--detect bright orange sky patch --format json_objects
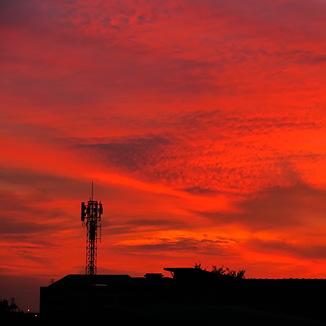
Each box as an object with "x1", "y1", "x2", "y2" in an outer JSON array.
[{"x1": 1, "y1": 0, "x2": 326, "y2": 311}]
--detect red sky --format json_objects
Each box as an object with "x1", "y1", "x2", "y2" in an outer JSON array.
[{"x1": 1, "y1": 0, "x2": 326, "y2": 311}]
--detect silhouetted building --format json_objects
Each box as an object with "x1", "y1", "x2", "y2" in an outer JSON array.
[
  {"x1": 40, "y1": 273, "x2": 176, "y2": 324},
  {"x1": 40, "y1": 268, "x2": 326, "y2": 325}
]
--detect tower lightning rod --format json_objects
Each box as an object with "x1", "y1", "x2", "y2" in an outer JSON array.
[{"x1": 81, "y1": 183, "x2": 103, "y2": 275}]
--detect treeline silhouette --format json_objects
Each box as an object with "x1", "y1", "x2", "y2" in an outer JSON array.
[
  {"x1": 194, "y1": 263, "x2": 246, "y2": 279},
  {"x1": 0, "y1": 298, "x2": 18, "y2": 313},
  {"x1": 0, "y1": 298, "x2": 39, "y2": 325}
]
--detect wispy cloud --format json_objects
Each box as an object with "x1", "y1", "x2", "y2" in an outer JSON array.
[
  {"x1": 196, "y1": 182, "x2": 326, "y2": 230},
  {"x1": 115, "y1": 236, "x2": 236, "y2": 257}
]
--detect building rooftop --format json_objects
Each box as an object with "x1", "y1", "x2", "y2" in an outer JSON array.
[{"x1": 49, "y1": 274, "x2": 133, "y2": 288}]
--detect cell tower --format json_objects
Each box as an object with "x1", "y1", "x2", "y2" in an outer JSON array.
[{"x1": 81, "y1": 183, "x2": 103, "y2": 275}]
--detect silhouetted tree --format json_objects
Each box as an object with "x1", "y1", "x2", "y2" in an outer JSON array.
[
  {"x1": 0, "y1": 298, "x2": 39, "y2": 325},
  {"x1": 194, "y1": 263, "x2": 206, "y2": 270},
  {"x1": 236, "y1": 269, "x2": 246, "y2": 279},
  {"x1": 193, "y1": 264, "x2": 246, "y2": 279},
  {"x1": 0, "y1": 298, "x2": 19, "y2": 314},
  {"x1": 211, "y1": 265, "x2": 246, "y2": 279}
]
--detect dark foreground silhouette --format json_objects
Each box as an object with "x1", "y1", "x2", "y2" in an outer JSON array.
[
  {"x1": 39, "y1": 267, "x2": 326, "y2": 326},
  {"x1": 0, "y1": 299, "x2": 39, "y2": 326}
]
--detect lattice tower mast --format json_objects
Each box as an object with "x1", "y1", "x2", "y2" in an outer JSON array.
[{"x1": 81, "y1": 183, "x2": 103, "y2": 275}]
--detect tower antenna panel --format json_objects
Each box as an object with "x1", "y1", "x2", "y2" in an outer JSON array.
[{"x1": 81, "y1": 184, "x2": 103, "y2": 275}]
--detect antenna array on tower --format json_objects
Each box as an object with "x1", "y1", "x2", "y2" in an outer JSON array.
[{"x1": 81, "y1": 186, "x2": 103, "y2": 275}]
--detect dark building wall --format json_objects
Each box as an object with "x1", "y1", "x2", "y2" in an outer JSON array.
[{"x1": 40, "y1": 275, "x2": 326, "y2": 324}]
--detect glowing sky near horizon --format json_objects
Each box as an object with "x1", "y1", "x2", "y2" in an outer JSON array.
[{"x1": 1, "y1": 0, "x2": 326, "y2": 289}]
